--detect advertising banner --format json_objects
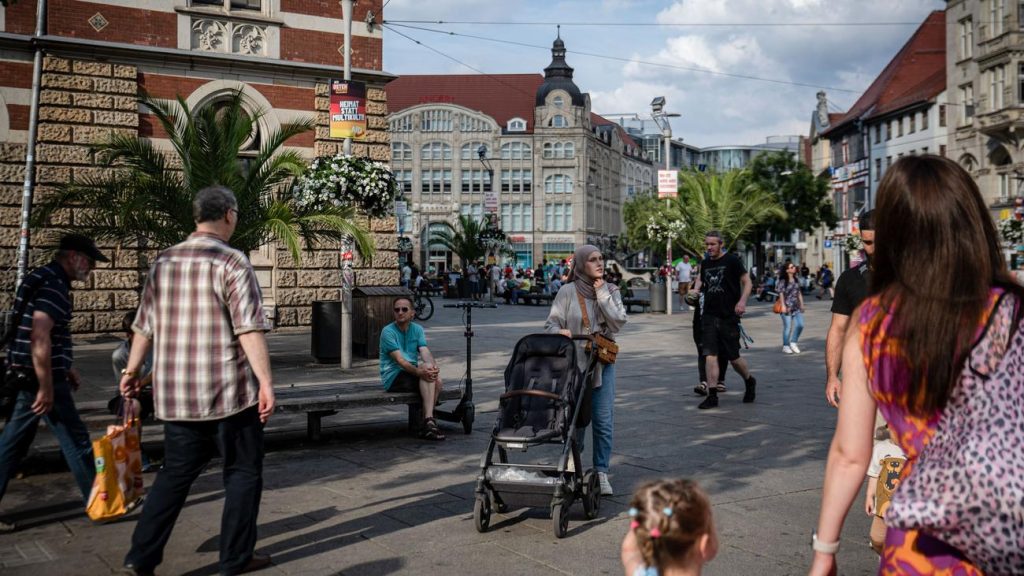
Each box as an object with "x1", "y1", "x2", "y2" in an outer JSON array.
[
  {"x1": 329, "y1": 79, "x2": 367, "y2": 140},
  {"x1": 658, "y1": 170, "x2": 678, "y2": 198},
  {"x1": 484, "y1": 190, "x2": 499, "y2": 214}
]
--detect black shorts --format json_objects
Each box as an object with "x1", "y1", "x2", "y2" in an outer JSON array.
[
  {"x1": 387, "y1": 371, "x2": 419, "y2": 392},
  {"x1": 700, "y1": 315, "x2": 741, "y2": 361}
]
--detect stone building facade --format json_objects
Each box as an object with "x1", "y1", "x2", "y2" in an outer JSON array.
[
  {"x1": 386, "y1": 36, "x2": 654, "y2": 271},
  {"x1": 0, "y1": 0, "x2": 395, "y2": 333}
]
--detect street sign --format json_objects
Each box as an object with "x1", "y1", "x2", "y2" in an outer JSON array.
[
  {"x1": 824, "y1": 240, "x2": 833, "y2": 248},
  {"x1": 658, "y1": 170, "x2": 678, "y2": 198},
  {"x1": 795, "y1": 242, "x2": 808, "y2": 250},
  {"x1": 484, "y1": 190, "x2": 499, "y2": 213},
  {"x1": 394, "y1": 201, "x2": 407, "y2": 216}
]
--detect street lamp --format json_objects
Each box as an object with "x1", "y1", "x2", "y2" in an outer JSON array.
[{"x1": 651, "y1": 96, "x2": 681, "y2": 315}]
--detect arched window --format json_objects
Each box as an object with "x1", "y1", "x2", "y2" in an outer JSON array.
[
  {"x1": 421, "y1": 142, "x2": 452, "y2": 161},
  {"x1": 461, "y1": 142, "x2": 489, "y2": 160},
  {"x1": 544, "y1": 174, "x2": 573, "y2": 194},
  {"x1": 551, "y1": 115, "x2": 568, "y2": 128},
  {"x1": 543, "y1": 142, "x2": 554, "y2": 159},
  {"x1": 564, "y1": 142, "x2": 574, "y2": 159},
  {"x1": 420, "y1": 109, "x2": 452, "y2": 132},
  {"x1": 554, "y1": 142, "x2": 564, "y2": 158},
  {"x1": 390, "y1": 115, "x2": 413, "y2": 132},
  {"x1": 501, "y1": 142, "x2": 532, "y2": 160},
  {"x1": 507, "y1": 117, "x2": 526, "y2": 132},
  {"x1": 391, "y1": 142, "x2": 412, "y2": 162},
  {"x1": 552, "y1": 95, "x2": 564, "y2": 108},
  {"x1": 959, "y1": 153, "x2": 978, "y2": 172}
]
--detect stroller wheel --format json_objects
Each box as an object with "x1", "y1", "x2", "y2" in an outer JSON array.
[
  {"x1": 582, "y1": 470, "x2": 600, "y2": 520},
  {"x1": 473, "y1": 493, "x2": 492, "y2": 533},
  {"x1": 552, "y1": 501, "x2": 570, "y2": 538},
  {"x1": 462, "y1": 405, "x2": 475, "y2": 435}
]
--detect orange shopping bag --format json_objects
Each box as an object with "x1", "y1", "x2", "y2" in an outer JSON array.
[{"x1": 86, "y1": 410, "x2": 144, "y2": 522}]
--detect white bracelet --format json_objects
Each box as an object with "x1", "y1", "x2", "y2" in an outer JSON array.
[{"x1": 811, "y1": 531, "x2": 840, "y2": 554}]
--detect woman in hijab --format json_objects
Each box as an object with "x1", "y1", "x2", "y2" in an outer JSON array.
[{"x1": 544, "y1": 245, "x2": 628, "y2": 496}]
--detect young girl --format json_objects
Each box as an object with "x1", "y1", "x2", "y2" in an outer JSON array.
[{"x1": 621, "y1": 479, "x2": 718, "y2": 576}]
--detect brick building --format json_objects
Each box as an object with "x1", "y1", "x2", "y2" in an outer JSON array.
[{"x1": 0, "y1": 0, "x2": 395, "y2": 333}]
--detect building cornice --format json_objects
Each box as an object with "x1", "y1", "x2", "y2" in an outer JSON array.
[{"x1": 0, "y1": 32, "x2": 397, "y2": 83}]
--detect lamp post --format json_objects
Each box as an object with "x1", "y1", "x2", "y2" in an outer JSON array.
[
  {"x1": 339, "y1": 0, "x2": 355, "y2": 368},
  {"x1": 651, "y1": 96, "x2": 681, "y2": 315}
]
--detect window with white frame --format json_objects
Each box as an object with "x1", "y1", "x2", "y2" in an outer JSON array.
[
  {"x1": 960, "y1": 83, "x2": 974, "y2": 124},
  {"x1": 421, "y1": 142, "x2": 452, "y2": 161},
  {"x1": 421, "y1": 169, "x2": 452, "y2": 194},
  {"x1": 500, "y1": 203, "x2": 532, "y2": 232},
  {"x1": 543, "y1": 142, "x2": 575, "y2": 159},
  {"x1": 544, "y1": 174, "x2": 573, "y2": 194},
  {"x1": 550, "y1": 115, "x2": 568, "y2": 128},
  {"x1": 922, "y1": 108, "x2": 929, "y2": 130},
  {"x1": 420, "y1": 109, "x2": 452, "y2": 132},
  {"x1": 544, "y1": 203, "x2": 573, "y2": 232},
  {"x1": 991, "y1": 0, "x2": 1006, "y2": 37},
  {"x1": 990, "y1": 65, "x2": 1006, "y2": 110},
  {"x1": 959, "y1": 17, "x2": 973, "y2": 59},
  {"x1": 192, "y1": 0, "x2": 263, "y2": 10},
  {"x1": 391, "y1": 142, "x2": 412, "y2": 162},
  {"x1": 909, "y1": 113, "x2": 916, "y2": 133},
  {"x1": 999, "y1": 172, "x2": 1010, "y2": 200},
  {"x1": 460, "y1": 169, "x2": 492, "y2": 193},
  {"x1": 390, "y1": 115, "x2": 413, "y2": 133},
  {"x1": 394, "y1": 170, "x2": 412, "y2": 193},
  {"x1": 458, "y1": 114, "x2": 489, "y2": 132},
  {"x1": 460, "y1": 203, "x2": 483, "y2": 222},
  {"x1": 501, "y1": 142, "x2": 531, "y2": 160},
  {"x1": 506, "y1": 118, "x2": 526, "y2": 132},
  {"x1": 461, "y1": 142, "x2": 489, "y2": 160},
  {"x1": 500, "y1": 169, "x2": 532, "y2": 192}
]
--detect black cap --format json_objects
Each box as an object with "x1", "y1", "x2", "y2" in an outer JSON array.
[{"x1": 59, "y1": 234, "x2": 109, "y2": 262}]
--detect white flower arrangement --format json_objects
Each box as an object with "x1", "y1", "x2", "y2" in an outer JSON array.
[
  {"x1": 999, "y1": 218, "x2": 1024, "y2": 246},
  {"x1": 293, "y1": 153, "x2": 401, "y2": 218},
  {"x1": 645, "y1": 217, "x2": 685, "y2": 242}
]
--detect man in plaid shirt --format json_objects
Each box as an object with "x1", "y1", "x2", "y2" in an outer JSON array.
[{"x1": 119, "y1": 186, "x2": 275, "y2": 576}]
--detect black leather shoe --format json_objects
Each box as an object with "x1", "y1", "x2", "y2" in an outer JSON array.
[
  {"x1": 743, "y1": 376, "x2": 757, "y2": 403},
  {"x1": 239, "y1": 553, "x2": 272, "y2": 574},
  {"x1": 698, "y1": 391, "x2": 718, "y2": 410}
]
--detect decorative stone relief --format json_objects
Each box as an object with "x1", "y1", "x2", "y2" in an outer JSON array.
[
  {"x1": 88, "y1": 13, "x2": 109, "y2": 32},
  {"x1": 232, "y1": 24, "x2": 267, "y2": 56},
  {"x1": 192, "y1": 19, "x2": 227, "y2": 52}
]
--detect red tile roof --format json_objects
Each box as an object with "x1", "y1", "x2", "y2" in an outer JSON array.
[
  {"x1": 823, "y1": 10, "x2": 945, "y2": 135},
  {"x1": 386, "y1": 74, "x2": 544, "y2": 132}
]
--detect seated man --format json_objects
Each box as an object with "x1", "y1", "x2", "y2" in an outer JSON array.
[{"x1": 379, "y1": 296, "x2": 446, "y2": 440}]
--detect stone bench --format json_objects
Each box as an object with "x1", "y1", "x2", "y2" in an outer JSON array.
[{"x1": 275, "y1": 381, "x2": 465, "y2": 441}]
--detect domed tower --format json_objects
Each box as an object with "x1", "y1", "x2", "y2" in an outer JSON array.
[{"x1": 535, "y1": 31, "x2": 585, "y2": 108}]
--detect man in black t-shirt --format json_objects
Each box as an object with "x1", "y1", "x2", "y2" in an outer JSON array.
[
  {"x1": 825, "y1": 210, "x2": 875, "y2": 407},
  {"x1": 688, "y1": 231, "x2": 757, "y2": 409}
]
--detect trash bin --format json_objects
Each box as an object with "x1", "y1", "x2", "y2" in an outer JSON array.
[
  {"x1": 311, "y1": 300, "x2": 341, "y2": 363},
  {"x1": 352, "y1": 286, "x2": 413, "y2": 359},
  {"x1": 650, "y1": 281, "x2": 667, "y2": 312}
]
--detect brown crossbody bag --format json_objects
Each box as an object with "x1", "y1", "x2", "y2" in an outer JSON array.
[{"x1": 577, "y1": 292, "x2": 619, "y2": 364}]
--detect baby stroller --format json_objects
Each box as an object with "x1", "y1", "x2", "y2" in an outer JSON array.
[{"x1": 473, "y1": 333, "x2": 599, "y2": 538}]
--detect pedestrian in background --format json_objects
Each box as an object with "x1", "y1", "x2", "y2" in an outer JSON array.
[
  {"x1": 810, "y1": 156, "x2": 1024, "y2": 575},
  {"x1": 0, "y1": 234, "x2": 108, "y2": 533},
  {"x1": 120, "y1": 186, "x2": 275, "y2": 575},
  {"x1": 778, "y1": 262, "x2": 805, "y2": 354}
]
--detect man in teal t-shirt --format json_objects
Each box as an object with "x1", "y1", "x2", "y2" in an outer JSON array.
[{"x1": 379, "y1": 296, "x2": 446, "y2": 440}]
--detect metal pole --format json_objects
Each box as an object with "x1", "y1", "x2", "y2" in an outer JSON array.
[
  {"x1": 339, "y1": 0, "x2": 354, "y2": 369},
  {"x1": 15, "y1": 0, "x2": 47, "y2": 290},
  {"x1": 664, "y1": 129, "x2": 672, "y2": 316}
]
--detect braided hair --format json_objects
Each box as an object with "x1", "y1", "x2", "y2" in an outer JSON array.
[{"x1": 628, "y1": 478, "x2": 713, "y2": 573}]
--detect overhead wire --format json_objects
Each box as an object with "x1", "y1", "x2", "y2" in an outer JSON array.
[
  {"x1": 383, "y1": 19, "x2": 952, "y2": 28},
  {"x1": 384, "y1": 21, "x2": 864, "y2": 94}
]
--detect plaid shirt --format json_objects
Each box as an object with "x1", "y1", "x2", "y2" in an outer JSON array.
[{"x1": 134, "y1": 232, "x2": 269, "y2": 421}]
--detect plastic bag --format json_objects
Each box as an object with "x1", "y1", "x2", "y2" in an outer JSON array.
[{"x1": 86, "y1": 413, "x2": 144, "y2": 522}]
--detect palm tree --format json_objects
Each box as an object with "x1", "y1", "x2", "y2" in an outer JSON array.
[
  {"x1": 672, "y1": 168, "x2": 786, "y2": 255},
  {"x1": 430, "y1": 215, "x2": 488, "y2": 269},
  {"x1": 33, "y1": 90, "x2": 372, "y2": 261}
]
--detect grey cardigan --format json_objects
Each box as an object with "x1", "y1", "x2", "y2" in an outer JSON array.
[{"x1": 544, "y1": 282, "x2": 628, "y2": 388}]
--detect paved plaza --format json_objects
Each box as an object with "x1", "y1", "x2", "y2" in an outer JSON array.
[{"x1": 0, "y1": 296, "x2": 878, "y2": 575}]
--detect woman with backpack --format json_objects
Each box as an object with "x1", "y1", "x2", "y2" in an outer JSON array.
[{"x1": 809, "y1": 156, "x2": 1024, "y2": 575}]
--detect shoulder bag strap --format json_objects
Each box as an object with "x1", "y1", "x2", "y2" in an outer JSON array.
[
  {"x1": 576, "y1": 291, "x2": 592, "y2": 336},
  {"x1": 1, "y1": 273, "x2": 47, "y2": 349}
]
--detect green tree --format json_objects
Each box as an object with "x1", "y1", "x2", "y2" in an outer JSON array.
[
  {"x1": 430, "y1": 215, "x2": 489, "y2": 269},
  {"x1": 748, "y1": 150, "x2": 836, "y2": 236},
  {"x1": 33, "y1": 90, "x2": 373, "y2": 261}
]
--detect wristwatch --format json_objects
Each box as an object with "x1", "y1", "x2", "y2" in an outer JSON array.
[
  {"x1": 811, "y1": 530, "x2": 840, "y2": 554},
  {"x1": 120, "y1": 368, "x2": 137, "y2": 377}
]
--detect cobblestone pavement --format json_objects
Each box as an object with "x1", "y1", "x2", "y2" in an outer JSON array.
[{"x1": 0, "y1": 296, "x2": 878, "y2": 575}]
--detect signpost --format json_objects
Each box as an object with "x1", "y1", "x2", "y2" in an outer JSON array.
[{"x1": 658, "y1": 170, "x2": 678, "y2": 198}]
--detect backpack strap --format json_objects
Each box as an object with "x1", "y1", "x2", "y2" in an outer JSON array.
[{"x1": 1, "y1": 272, "x2": 48, "y2": 350}]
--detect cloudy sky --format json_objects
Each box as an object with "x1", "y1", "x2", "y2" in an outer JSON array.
[{"x1": 380, "y1": 0, "x2": 946, "y2": 149}]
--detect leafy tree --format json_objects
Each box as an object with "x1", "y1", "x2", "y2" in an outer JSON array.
[
  {"x1": 748, "y1": 150, "x2": 836, "y2": 236},
  {"x1": 33, "y1": 90, "x2": 372, "y2": 261}
]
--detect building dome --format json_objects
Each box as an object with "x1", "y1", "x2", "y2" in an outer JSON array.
[{"x1": 535, "y1": 33, "x2": 585, "y2": 107}]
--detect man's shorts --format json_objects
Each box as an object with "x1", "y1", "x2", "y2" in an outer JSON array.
[
  {"x1": 386, "y1": 371, "x2": 420, "y2": 392},
  {"x1": 700, "y1": 314, "x2": 741, "y2": 361}
]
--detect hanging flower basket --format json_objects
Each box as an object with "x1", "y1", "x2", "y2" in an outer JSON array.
[
  {"x1": 293, "y1": 153, "x2": 401, "y2": 218},
  {"x1": 999, "y1": 218, "x2": 1024, "y2": 247}
]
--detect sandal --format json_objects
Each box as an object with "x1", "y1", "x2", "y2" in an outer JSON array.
[{"x1": 420, "y1": 417, "x2": 446, "y2": 441}]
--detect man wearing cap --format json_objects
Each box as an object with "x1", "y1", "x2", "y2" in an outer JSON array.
[
  {"x1": 0, "y1": 234, "x2": 108, "y2": 532},
  {"x1": 119, "y1": 185, "x2": 274, "y2": 575}
]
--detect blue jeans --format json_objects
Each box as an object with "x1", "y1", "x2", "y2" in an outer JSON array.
[
  {"x1": 125, "y1": 406, "x2": 264, "y2": 575},
  {"x1": 589, "y1": 363, "x2": 615, "y2": 473},
  {"x1": 782, "y1": 311, "x2": 804, "y2": 347},
  {"x1": 0, "y1": 378, "x2": 95, "y2": 504}
]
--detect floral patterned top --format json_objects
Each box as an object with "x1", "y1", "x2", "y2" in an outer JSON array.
[{"x1": 779, "y1": 279, "x2": 802, "y2": 314}]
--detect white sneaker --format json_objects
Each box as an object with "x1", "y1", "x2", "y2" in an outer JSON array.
[
  {"x1": 782, "y1": 345, "x2": 793, "y2": 354},
  {"x1": 790, "y1": 343, "x2": 801, "y2": 354},
  {"x1": 598, "y1": 472, "x2": 613, "y2": 495}
]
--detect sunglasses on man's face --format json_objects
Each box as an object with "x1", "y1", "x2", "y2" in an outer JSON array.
[{"x1": 394, "y1": 307, "x2": 409, "y2": 313}]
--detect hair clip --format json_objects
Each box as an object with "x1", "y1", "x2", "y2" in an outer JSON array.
[
  {"x1": 662, "y1": 507, "x2": 673, "y2": 517},
  {"x1": 630, "y1": 520, "x2": 639, "y2": 529},
  {"x1": 649, "y1": 528, "x2": 662, "y2": 538},
  {"x1": 628, "y1": 507, "x2": 638, "y2": 517}
]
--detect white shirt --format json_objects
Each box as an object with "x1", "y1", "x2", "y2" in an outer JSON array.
[
  {"x1": 675, "y1": 261, "x2": 692, "y2": 282},
  {"x1": 490, "y1": 266, "x2": 502, "y2": 281},
  {"x1": 867, "y1": 439, "x2": 905, "y2": 478}
]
